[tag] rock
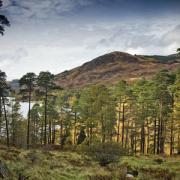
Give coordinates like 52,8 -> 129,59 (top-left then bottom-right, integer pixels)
127,170 -> 138,177
126,173 -> 134,179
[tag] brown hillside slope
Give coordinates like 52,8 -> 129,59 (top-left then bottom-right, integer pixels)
55,51 -> 180,88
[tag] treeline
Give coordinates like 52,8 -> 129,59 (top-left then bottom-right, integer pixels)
0,69 -> 180,155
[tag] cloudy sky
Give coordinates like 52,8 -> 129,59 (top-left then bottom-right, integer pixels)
0,0 -> 180,80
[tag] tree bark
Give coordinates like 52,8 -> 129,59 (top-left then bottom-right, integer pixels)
0,97 -> 2,137
73,112 -> 77,145
44,88 -> 48,145
153,117 -> 157,155
117,102 -> 121,143
122,103 -> 125,147
170,94 -> 174,155
2,96 -> 9,147
27,86 -> 31,149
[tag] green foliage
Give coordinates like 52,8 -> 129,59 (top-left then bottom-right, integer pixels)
177,48 -> 180,54
81,142 -> 124,166
0,0 -> 10,35
37,71 -> 54,90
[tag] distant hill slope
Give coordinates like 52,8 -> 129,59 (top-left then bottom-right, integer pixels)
55,51 -> 180,88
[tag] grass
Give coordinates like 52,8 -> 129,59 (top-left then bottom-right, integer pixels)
0,145 -> 180,180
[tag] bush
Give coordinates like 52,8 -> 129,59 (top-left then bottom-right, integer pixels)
81,142 -> 124,166
154,157 -> 164,164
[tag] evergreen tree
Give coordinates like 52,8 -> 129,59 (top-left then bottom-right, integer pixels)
37,71 -> 54,145
20,73 -> 36,149
0,70 -> 9,147
0,0 -> 10,35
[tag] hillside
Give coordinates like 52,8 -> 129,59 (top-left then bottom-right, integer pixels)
55,51 -> 180,88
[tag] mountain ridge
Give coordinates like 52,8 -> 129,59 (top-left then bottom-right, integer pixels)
55,51 -> 180,88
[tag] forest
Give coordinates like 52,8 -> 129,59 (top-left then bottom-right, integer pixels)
0,68 -> 180,155
0,68 -> 180,179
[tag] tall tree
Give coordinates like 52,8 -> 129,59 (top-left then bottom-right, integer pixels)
114,80 -> 130,145
20,73 -> 36,149
10,100 -> 22,146
79,86 -> 98,145
71,92 -> 81,145
0,70 -> 9,147
177,48 -> 180,55
37,71 -> 54,145
30,103 -> 41,146
154,70 -> 175,154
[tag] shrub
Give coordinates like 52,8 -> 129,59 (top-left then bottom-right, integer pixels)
81,142 -> 124,166
154,157 -> 164,164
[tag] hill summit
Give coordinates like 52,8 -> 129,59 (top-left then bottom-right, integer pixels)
55,51 -> 180,88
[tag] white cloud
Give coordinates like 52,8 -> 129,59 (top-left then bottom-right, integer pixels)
0,48 -> 28,67
0,1 -> 180,80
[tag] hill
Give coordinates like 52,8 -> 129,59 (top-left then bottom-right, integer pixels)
55,51 -> 180,88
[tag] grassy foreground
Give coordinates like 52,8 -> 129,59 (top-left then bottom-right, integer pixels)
0,146 -> 180,180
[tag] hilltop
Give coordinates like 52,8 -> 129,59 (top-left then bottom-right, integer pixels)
55,51 -> 180,88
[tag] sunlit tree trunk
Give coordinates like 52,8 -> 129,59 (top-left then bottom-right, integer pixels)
117,102 -> 121,143
159,98 -> 165,154
147,119 -> 150,154
73,112 -> 77,145
170,94 -> 174,155
125,119 -> 130,150
157,117 -> 160,154
122,103 -> 125,147
153,117 -> 157,154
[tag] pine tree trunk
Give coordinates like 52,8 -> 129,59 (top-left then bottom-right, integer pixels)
27,86 -> 32,149
134,123 -> 137,154
157,117 -> 160,154
48,119 -> 52,144
153,117 -> 157,155
0,97 -> 2,137
147,119 -> 150,154
41,121 -> 44,145
11,102 -> 15,146
52,120 -> 56,144
178,130 -> 180,154
60,118 -> 63,149
117,102 -> 121,143
170,94 -> 174,155
122,103 -> 125,147
125,119 -> 129,150
90,126 -> 93,144
73,112 -> 77,145
2,96 -> 9,147
140,122 -> 145,154
44,88 -> 48,145
159,98 -> 165,154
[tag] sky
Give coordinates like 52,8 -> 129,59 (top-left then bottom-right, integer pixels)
0,0 -> 180,80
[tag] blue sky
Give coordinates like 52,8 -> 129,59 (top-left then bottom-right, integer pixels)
0,0 -> 180,80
